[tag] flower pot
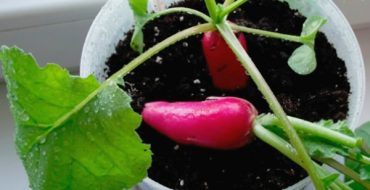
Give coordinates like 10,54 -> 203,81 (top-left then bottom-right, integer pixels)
80,0 -> 365,189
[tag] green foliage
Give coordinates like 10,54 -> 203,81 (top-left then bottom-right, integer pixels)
322,173 -> 340,187
317,120 -> 354,137
302,136 -> 348,159
0,46 -> 152,190
356,121 -> 370,154
129,0 -> 149,53
346,122 -> 370,189
282,120 -> 353,159
288,16 -> 327,75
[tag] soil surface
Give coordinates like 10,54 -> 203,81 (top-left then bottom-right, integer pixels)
106,0 -> 350,189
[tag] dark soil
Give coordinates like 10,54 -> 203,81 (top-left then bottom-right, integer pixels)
106,0 -> 350,189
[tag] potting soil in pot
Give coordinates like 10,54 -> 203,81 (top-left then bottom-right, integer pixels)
106,0 -> 350,189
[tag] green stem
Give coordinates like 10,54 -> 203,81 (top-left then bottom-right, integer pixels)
339,151 -> 370,165
258,114 -> 361,148
220,0 -> 248,19
147,7 -> 212,23
253,123 -> 351,190
205,0 -> 221,23
223,0 -> 235,7
216,21 -> 325,190
110,23 -> 214,79
253,122 -> 299,162
317,157 -> 370,189
230,23 -> 302,43
34,24 -> 215,149
315,167 -> 341,190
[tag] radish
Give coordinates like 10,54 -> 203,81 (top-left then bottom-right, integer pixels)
142,97 -> 258,150
202,31 -> 248,91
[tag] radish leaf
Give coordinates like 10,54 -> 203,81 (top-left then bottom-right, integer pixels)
129,0 -> 149,53
288,44 -> 317,75
0,46 -> 152,190
345,121 -> 370,189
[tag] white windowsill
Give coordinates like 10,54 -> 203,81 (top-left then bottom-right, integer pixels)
0,0 -> 107,32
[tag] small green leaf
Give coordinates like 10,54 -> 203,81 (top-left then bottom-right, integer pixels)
322,173 -> 340,187
288,44 -> 317,75
345,122 -> 370,189
0,46 -> 152,190
128,0 -> 149,53
131,24 -> 146,53
301,16 -> 327,44
128,0 -> 148,16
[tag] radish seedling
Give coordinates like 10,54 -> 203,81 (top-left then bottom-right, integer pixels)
1,0 -> 369,189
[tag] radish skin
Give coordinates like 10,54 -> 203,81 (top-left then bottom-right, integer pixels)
142,97 -> 258,150
202,31 -> 248,91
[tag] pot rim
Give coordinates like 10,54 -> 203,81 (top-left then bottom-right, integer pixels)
80,0 -> 366,189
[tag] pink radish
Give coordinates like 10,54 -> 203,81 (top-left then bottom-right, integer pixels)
142,97 -> 258,150
202,31 -> 248,91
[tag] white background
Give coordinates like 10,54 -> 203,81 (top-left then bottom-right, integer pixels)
0,0 -> 369,189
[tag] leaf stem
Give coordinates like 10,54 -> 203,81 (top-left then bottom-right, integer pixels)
230,23 -> 302,43
258,114 -> 361,148
253,122 -> 299,162
339,151 -> 370,165
223,0 -> 235,7
147,7 -> 212,23
253,123 -> 352,190
205,0 -> 220,23
317,157 -> 370,189
220,0 -> 249,19
216,21 -> 325,190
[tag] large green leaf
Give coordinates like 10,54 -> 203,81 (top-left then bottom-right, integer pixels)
356,121 -> 370,155
302,136 -> 348,159
0,46 -> 151,190
317,120 -> 354,137
357,121 -> 370,180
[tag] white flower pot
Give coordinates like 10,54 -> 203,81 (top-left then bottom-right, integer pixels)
80,0 -> 366,189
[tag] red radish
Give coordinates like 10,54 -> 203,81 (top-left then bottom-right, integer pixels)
142,97 -> 258,150
202,31 -> 248,91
